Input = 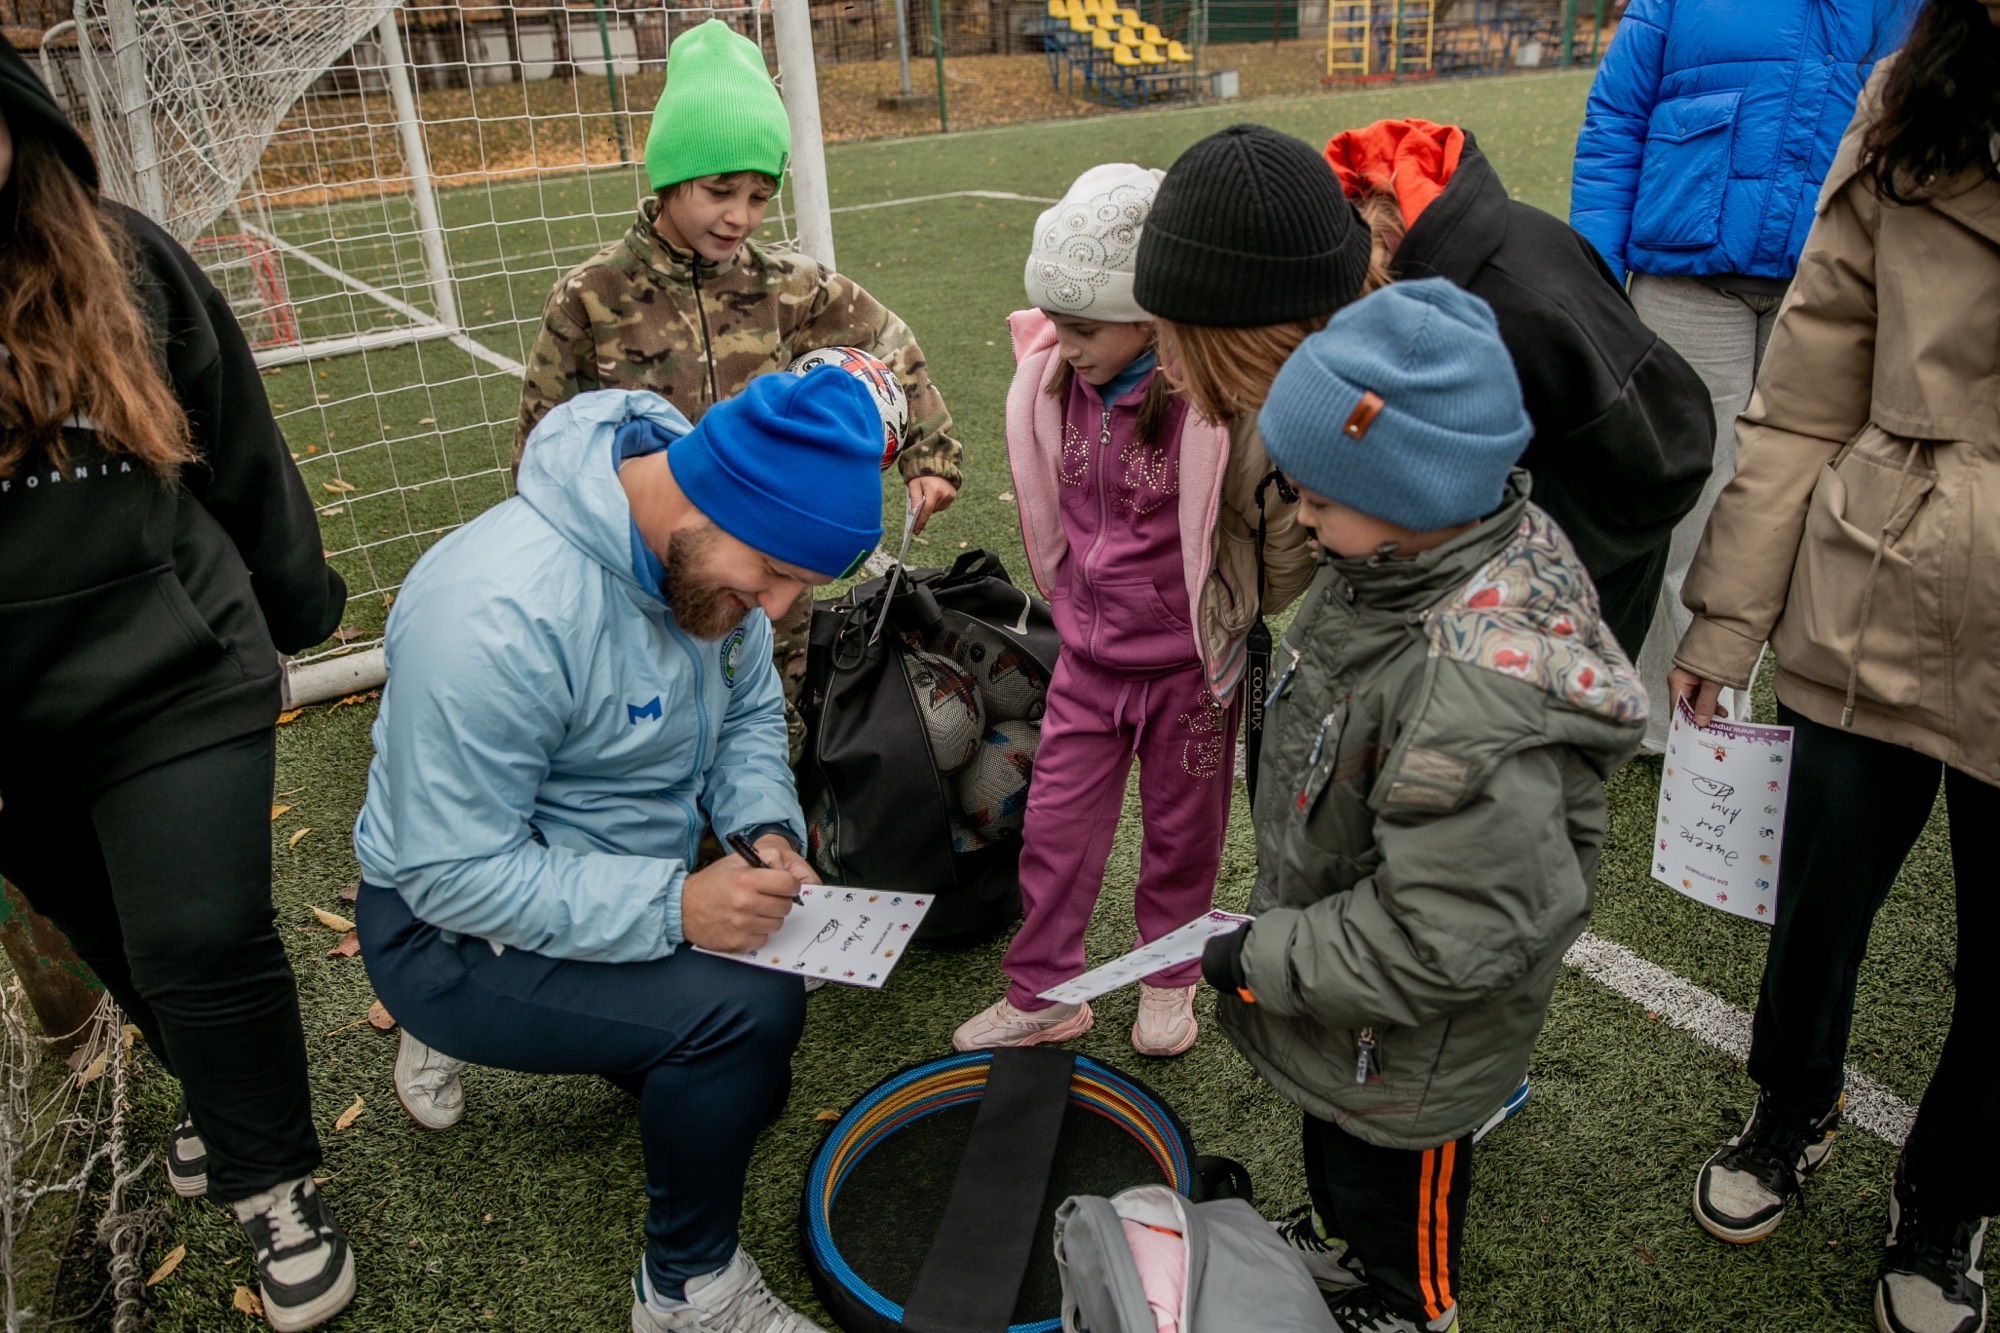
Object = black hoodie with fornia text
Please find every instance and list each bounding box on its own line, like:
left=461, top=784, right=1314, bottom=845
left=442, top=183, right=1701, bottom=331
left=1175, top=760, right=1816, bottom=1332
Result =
left=0, top=41, right=346, bottom=801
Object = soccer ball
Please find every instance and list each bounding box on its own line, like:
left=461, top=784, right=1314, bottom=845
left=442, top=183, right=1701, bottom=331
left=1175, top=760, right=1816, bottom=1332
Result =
left=954, top=720, right=1041, bottom=842
left=899, top=648, right=985, bottom=775
left=940, top=614, right=1048, bottom=724
left=789, top=346, right=909, bottom=470
left=949, top=818, right=990, bottom=854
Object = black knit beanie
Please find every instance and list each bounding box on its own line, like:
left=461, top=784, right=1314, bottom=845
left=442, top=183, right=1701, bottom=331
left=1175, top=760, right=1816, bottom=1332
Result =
left=1134, top=124, right=1371, bottom=327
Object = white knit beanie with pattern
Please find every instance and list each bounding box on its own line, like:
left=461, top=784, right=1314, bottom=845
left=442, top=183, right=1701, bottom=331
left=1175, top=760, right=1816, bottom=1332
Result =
left=1023, top=163, right=1166, bottom=323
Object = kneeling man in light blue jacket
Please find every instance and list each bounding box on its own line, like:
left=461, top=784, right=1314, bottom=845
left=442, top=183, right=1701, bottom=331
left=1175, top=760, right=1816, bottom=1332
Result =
left=352, top=368, right=884, bottom=1333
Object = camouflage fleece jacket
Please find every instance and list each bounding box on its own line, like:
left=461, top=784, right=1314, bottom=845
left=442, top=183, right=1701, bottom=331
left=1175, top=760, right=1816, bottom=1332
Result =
left=513, top=197, right=961, bottom=486
left=1219, top=474, right=1646, bottom=1150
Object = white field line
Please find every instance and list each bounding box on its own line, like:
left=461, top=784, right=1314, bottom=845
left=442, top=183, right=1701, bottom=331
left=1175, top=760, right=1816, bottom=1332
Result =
left=1563, top=930, right=1916, bottom=1146
left=830, top=189, right=1056, bottom=214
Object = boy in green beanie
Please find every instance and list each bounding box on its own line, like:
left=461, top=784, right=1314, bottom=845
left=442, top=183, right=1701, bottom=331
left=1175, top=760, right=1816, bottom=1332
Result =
left=513, top=18, right=961, bottom=760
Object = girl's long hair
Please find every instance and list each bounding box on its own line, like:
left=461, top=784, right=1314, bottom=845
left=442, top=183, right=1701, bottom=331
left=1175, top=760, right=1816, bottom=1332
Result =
left=1043, top=339, right=1176, bottom=447
left=1154, top=200, right=1397, bottom=427
left=1859, top=0, right=2000, bottom=205
left=0, top=133, right=195, bottom=481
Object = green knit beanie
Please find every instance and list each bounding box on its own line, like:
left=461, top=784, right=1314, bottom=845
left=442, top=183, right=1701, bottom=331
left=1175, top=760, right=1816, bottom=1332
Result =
left=644, top=20, right=791, bottom=191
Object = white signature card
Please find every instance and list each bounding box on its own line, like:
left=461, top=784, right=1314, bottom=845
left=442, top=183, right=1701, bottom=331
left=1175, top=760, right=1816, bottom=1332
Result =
left=1036, top=910, right=1254, bottom=1005
left=1651, top=700, right=1793, bottom=924
left=696, top=885, right=934, bottom=989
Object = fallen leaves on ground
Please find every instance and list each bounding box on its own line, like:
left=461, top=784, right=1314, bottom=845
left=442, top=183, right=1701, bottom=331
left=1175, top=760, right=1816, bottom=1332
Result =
left=321, top=478, right=356, bottom=495
left=146, top=1245, right=186, bottom=1287
left=309, top=906, right=356, bottom=933
left=232, top=1285, right=263, bottom=1316
left=331, top=691, right=380, bottom=708
left=814, top=1109, right=841, bottom=1122
left=328, top=931, right=361, bottom=959
left=287, top=828, right=312, bottom=850
left=330, top=626, right=367, bottom=644
left=269, top=805, right=291, bottom=821
left=333, top=1095, right=366, bottom=1131
left=338, top=882, right=360, bottom=903
left=276, top=709, right=304, bottom=725
left=367, top=1000, right=396, bottom=1031
left=74, top=1053, right=108, bottom=1088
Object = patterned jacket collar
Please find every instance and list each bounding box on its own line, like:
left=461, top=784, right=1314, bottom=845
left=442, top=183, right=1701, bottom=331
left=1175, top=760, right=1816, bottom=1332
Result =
left=623, top=196, right=744, bottom=283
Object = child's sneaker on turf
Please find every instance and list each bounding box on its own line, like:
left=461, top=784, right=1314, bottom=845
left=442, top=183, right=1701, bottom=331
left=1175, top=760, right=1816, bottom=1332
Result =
left=231, top=1176, right=356, bottom=1332
left=166, top=1100, right=208, bottom=1198
left=1692, top=1091, right=1841, bottom=1243
left=393, top=1029, right=466, bottom=1131
left=952, top=998, right=1092, bottom=1051
left=1329, top=1289, right=1458, bottom=1333
left=1472, top=1074, right=1530, bottom=1144
left=631, top=1247, right=829, bottom=1332
left=1874, top=1166, right=1987, bottom=1333
left=1131, top=985, right=1198, bottom=1057
left=1272, top=1204, right=1367, bottom=1294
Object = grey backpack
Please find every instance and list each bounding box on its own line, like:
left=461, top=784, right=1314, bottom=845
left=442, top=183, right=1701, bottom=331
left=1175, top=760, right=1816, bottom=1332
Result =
left=1053, top=1185, right=1337, bottom=1333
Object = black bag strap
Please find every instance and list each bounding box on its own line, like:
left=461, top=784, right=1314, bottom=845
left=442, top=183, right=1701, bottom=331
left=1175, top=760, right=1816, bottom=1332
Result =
left=900, top=1047, right=1076, bottom=1333
left=1193, top=1154, right=1255, bottom=1205
left=1244, top=469, right=1297, bottom=807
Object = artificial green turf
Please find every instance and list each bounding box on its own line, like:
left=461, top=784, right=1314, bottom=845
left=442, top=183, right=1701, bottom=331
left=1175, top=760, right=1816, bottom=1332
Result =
left=113, top=71, right=1963, bottom=1332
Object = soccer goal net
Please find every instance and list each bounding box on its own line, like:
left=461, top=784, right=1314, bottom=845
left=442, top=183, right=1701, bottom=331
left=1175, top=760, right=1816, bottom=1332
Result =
left=43, top=0, right=833, bottom=697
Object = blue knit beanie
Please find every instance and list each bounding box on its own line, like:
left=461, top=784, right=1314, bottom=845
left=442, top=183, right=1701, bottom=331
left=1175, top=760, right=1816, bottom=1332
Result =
left=1258, top=278, right=1532, bottom=532
left=666, top=367, right=884, bottom=578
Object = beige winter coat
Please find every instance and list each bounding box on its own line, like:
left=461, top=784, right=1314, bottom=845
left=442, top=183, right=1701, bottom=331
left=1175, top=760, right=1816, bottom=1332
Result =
left=1675, top=66, right=2000, bottom=787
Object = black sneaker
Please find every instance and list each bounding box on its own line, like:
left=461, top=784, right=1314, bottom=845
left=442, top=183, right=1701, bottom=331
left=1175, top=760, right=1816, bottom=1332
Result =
left=1875, top=1168, right=1988, bottom=1333
left=1329, top=1289, right=1458, bottom=1333
left=231, top=1177, right=356, bottom=1332
left=1693, top=1092, right=1841, bottom=1243
left=1271, top=1204, right=1368, bottom=1293
left=166, top=1102, right=208, bottom=1199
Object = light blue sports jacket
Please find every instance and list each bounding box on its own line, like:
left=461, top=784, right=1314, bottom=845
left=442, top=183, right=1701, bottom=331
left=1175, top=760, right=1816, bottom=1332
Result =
left=1570, top=0, right=1913, bottom=285
left=353, top=389, right=803, bottom=963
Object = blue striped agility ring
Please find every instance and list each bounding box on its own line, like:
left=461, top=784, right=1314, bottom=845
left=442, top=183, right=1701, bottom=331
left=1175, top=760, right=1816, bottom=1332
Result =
left=801, top=1051, right=1196, bottom=1333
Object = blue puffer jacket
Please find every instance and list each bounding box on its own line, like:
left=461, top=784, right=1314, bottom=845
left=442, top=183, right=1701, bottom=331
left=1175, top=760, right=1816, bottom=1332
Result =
left=1570, top=0, right=1913, bottom=284
left=353, top=389, right=803, bottom=964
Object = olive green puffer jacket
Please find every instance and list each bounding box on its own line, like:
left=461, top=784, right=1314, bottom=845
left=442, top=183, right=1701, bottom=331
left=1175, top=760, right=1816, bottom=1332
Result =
left=1219, top=475, right=1645, bottom=1150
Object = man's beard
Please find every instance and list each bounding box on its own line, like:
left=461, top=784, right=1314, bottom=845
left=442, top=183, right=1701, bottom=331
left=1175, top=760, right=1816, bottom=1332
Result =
left=663, top=524, right=750, bottom=639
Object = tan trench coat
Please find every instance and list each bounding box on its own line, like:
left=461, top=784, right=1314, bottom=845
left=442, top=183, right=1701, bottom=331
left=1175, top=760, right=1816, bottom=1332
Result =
left=1676, top=67, right=2000, bottom=788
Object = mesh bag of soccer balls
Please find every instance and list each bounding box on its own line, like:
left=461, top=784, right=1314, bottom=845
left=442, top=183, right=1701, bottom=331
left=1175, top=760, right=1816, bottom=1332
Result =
left=796, top=549, right=1059, bottom=946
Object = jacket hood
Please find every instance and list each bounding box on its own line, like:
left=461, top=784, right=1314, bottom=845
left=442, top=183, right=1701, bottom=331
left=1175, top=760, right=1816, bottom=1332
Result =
left=0, top=40, right=98, bottom=192
left=1323, top=118, right=1463, bottom=229
left=515, top=388, right=694, bottom=599
left=1329, top=471, right=1647, bottom=756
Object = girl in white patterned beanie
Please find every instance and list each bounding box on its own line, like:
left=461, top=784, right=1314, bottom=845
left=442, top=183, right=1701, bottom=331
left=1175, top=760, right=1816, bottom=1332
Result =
left=952, top=163, right=1314, bottom=1060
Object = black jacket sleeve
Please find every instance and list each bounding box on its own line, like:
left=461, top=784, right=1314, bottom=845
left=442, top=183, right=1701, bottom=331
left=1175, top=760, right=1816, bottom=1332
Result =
left=1479, top=216, right=1717, bottom=583
left=126, top=208, right=347, bottom=653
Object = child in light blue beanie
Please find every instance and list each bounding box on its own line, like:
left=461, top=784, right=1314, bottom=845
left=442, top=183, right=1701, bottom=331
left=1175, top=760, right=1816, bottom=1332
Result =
left=1197, top=278, right=1646, bottom=1333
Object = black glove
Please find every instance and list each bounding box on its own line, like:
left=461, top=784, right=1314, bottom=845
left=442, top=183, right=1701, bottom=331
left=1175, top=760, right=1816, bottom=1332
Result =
left=1201, top=923, right=1251, bottom=998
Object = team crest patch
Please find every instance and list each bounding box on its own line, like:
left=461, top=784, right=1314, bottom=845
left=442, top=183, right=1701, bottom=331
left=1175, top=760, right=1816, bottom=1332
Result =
left=720, top=625, right=747, bottom=689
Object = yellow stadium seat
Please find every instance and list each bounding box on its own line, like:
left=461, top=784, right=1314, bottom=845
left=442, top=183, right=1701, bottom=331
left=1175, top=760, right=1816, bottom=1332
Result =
left=1142, top=22, right=1167, bottom=43
left=1062, top=0, right=1084, bottom=16
left=1138, top=40, right=1167, bottom=63
left=1080, top=0, right=1105, bottom=17
left=1166, top=38, right=1192, bottom=61
left=1119, top=8, right=1142, bottom=26
left=1112, top=43, right=1141, bottom=67
left=1092, top=27, right=1116, bottom=51
left=1047, top=0, right=1064, bottom=16
left=1117, top=24, right=1140, bottom=45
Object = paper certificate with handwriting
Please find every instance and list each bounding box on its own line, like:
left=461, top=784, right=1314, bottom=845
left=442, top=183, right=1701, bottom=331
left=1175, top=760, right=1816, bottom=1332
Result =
left=1651, top=701, right=1793, bottom=924
left=695, top=885, right=934, bottom=989
left=1036, top=910, right=1254, bottom=1005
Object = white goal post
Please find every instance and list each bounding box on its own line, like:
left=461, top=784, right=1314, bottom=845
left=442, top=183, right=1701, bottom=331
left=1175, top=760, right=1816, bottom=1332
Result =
left=44, top=0, right=837, bottom=705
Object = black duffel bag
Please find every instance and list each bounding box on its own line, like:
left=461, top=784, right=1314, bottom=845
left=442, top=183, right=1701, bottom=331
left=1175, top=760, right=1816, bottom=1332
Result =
left=798, top=550, right=1058, bottom=947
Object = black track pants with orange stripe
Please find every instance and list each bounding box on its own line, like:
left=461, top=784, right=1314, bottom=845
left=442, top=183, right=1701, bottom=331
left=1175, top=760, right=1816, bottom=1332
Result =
left=1304, top=1115, right=1472, bottom=1328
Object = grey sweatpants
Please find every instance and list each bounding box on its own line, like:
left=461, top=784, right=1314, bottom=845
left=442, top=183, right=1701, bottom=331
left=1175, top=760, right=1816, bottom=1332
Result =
left=1629, top=272, right=1784, bottom=749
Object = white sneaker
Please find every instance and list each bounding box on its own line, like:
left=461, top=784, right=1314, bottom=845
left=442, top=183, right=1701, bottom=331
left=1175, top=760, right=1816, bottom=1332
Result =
left=232, top=1176, right=356, bottom=1332
left=631, top=1248, right=829, bottom=1333
left=1131, top=984, right=1198, bottom=1057
left=392, top=1029, right=466, bottom=1131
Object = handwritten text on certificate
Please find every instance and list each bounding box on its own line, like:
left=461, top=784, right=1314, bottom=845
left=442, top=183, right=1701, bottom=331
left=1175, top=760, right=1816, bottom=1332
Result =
left=1651, top=701, right=1793, bottom=924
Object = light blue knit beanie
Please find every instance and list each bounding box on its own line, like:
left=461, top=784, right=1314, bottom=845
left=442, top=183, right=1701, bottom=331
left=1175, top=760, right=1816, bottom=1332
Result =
left=1258, top=278, right=1532, bottom=532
